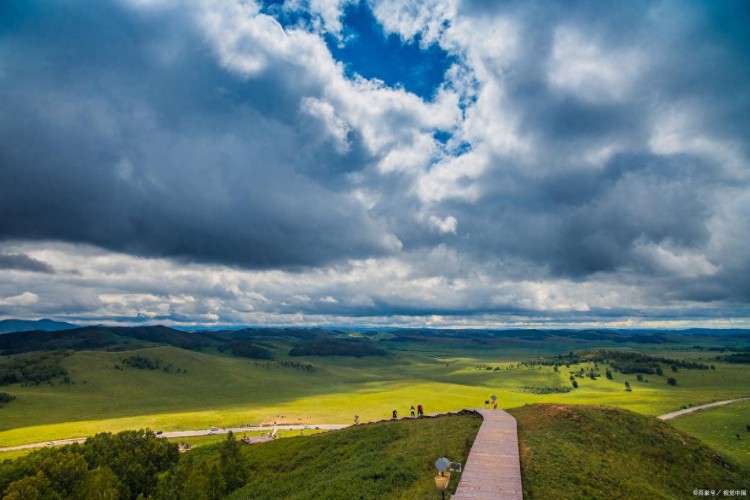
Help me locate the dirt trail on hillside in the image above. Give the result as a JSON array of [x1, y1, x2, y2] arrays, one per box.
[[658, 397, 750, 421]]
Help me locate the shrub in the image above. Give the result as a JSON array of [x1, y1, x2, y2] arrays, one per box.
[[667, 377, 677, 386]]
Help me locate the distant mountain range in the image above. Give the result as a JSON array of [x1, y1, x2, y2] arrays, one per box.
[[0, 318, 77, 334]]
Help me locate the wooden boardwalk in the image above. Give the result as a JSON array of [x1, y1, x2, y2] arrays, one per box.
[[452, 409, 523, 499]]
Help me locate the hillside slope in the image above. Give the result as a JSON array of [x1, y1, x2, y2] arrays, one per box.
[[509, 404, 750, 499]]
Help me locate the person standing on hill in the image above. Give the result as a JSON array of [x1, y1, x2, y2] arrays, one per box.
[[410, 406, 416, 418], [354, 414, 359, 425], [392, 409, 398, 420], [417, 404, 423, 417]]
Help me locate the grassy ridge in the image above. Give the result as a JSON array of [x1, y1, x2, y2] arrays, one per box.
[[510, 404, 750, 499], [225, 413, 482, 499]]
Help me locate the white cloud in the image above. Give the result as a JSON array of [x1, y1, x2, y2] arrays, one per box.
[[649, 106, 747, 180], [0, 241, 739, 327], [632, 242, 720, 278], [0, 291, 39, 307], [548, 27, 641, 103], [429, 215, 458, 234], [371, 0, 456, 46], [300, 97, 351, 152]]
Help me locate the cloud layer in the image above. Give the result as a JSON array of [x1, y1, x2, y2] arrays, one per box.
[[0, 0, 748, 326]]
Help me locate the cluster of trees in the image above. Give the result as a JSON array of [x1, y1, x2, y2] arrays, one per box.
[[0, 430, 252, 500], [0, 392, 15, 406], [541, 350, 709, 375], [289, 339, 388, 358], [253, 361, 316, 372], [0, 430, 179, 499], [475, 364, 503, 371], [520, 386, 572, 394], [115, 356, 185, 374], [0, 352, 69, 386], [717, 352, 750, 364], [155, 432, 246, 499], [570, 367, 600, 380]]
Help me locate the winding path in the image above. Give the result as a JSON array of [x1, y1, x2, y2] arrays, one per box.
[[453, 409, 523, 500], [658, 397, 750, 421], [0, 423, 349, 453]]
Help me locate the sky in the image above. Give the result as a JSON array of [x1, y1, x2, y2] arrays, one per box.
[[0, 0, 749, 329]]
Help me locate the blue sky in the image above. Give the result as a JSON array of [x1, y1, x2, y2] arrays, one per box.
[[0, 0, 749, 329]]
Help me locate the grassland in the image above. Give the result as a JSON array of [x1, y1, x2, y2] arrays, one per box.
[[510, 404, 750, 499], [670, 399, 750, 469], [1, 337, 749, 450], [225, 413, 482, 499], [2, 403, 748, 499]]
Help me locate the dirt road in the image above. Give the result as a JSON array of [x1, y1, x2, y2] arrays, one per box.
[[658, 397, 750, 421], [0, 423, 349, 453]]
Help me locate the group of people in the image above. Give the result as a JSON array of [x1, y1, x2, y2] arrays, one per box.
[[392, 404, 424, 420]]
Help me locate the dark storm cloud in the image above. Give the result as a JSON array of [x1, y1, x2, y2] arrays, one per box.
[[0, 0, 393, 269], [420, 0, 750, 296], [0, 0, 748, 325], [0, 253, 54, 274]]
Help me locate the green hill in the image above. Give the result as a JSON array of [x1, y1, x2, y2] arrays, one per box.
[[2, 406, 749, 499], [0, 414, 482, 500], [509, 404, 750, 499]]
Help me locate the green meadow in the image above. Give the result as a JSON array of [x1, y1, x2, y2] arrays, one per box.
[[4, 406, 747, 499], [1, 331, 749, 453], [510, 404, 750, 499], [671, 399, 750, 469]]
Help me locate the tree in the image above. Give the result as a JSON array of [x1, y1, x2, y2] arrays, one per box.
[[636, 374, 643, 382], [667, 377, 677, 386], [571, 380, 578, 389], [75, 466, 120, 500], [82, 429, 179, 499], [206, 464, 224, 500], [605, 369, 613, 380], [155, 456, 194, 500], [219, 431, 246, 493], [40, 450, 88, 497], [3, 471, 60, 500], [183, 462, 210, 500], [670, 365, 678, 372], [656, 366, 664, 376]]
